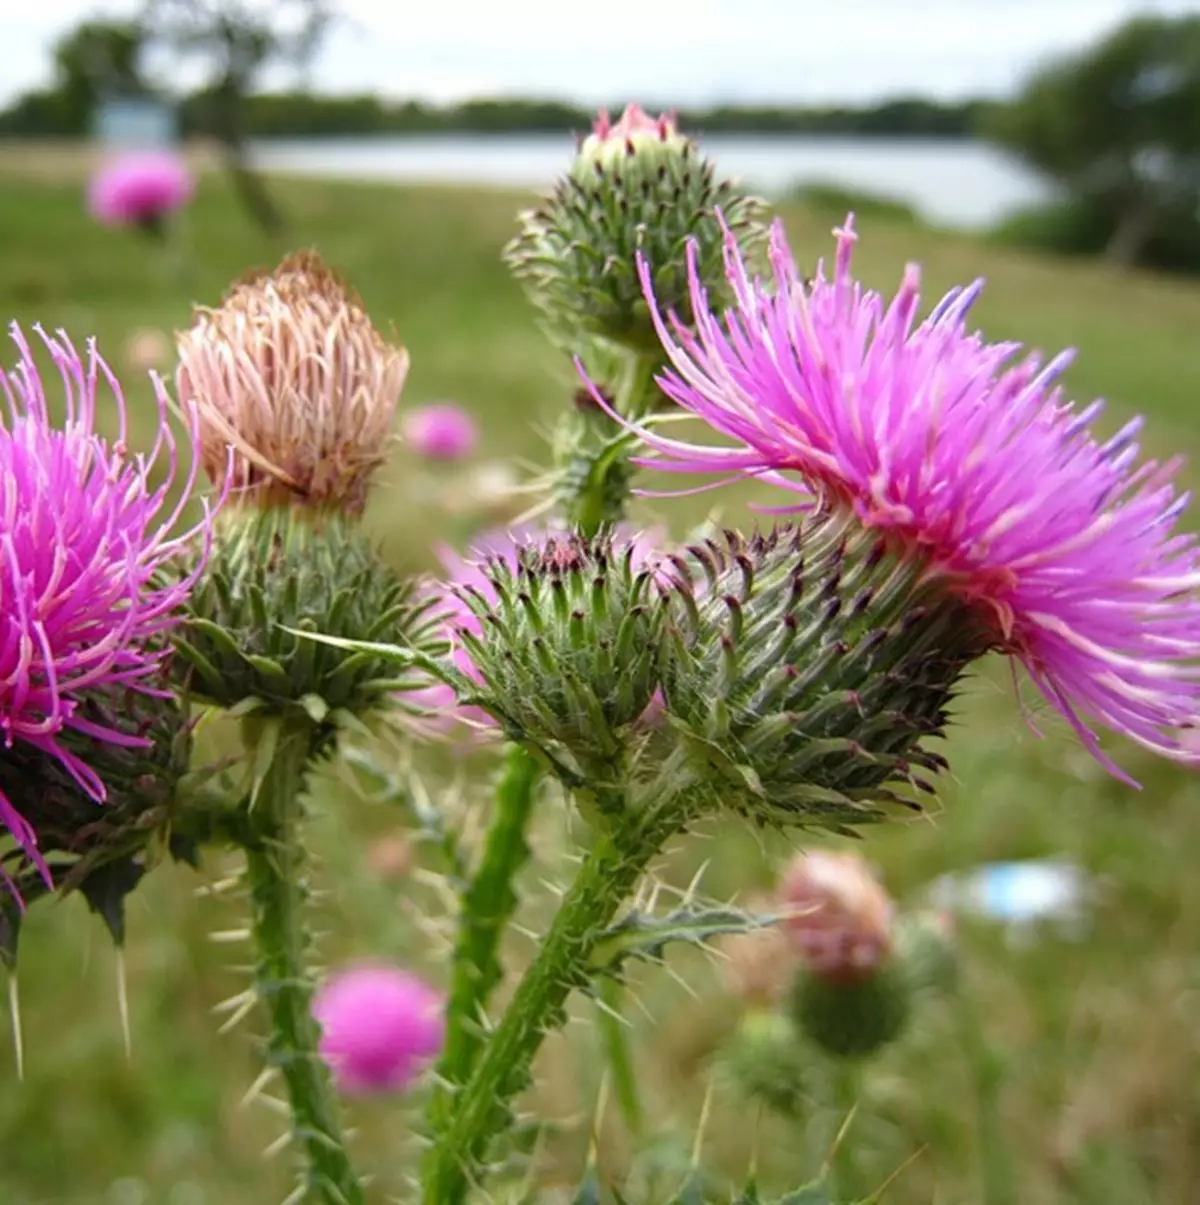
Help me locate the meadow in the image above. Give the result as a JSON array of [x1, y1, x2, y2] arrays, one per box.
[[1, 159, 1200, 1205]]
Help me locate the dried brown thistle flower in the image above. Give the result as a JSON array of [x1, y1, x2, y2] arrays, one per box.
[[176, 250, 409, 514]]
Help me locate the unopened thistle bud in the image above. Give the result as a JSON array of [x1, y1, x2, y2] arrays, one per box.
[[175, 507, 438, 733], [660, 515, 991, 831], [444, 529, 668, 780], [176, 250, 409, 515], [723, 1008, 809, 1118], [504, 104, 768, 354], [779, 852, 912, 1060]]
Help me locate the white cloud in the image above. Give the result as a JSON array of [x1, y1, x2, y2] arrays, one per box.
[[2, 0, 1199, 108]]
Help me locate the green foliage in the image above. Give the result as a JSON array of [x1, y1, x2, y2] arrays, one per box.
[[786, 183, 919, 226], [986, 15, 1200, 268]]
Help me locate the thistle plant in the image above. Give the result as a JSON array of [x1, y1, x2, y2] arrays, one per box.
[[12, 104, 1200, 1205]]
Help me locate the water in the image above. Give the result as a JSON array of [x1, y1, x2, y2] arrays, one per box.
[[249, 133, 1055, 231]]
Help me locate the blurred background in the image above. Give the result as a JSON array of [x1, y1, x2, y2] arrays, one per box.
[[3, 2, 1200, 1202]]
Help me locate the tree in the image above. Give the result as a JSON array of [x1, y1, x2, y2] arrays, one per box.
[[141, 0, 335, 233], [988, 16, 1200, 268]]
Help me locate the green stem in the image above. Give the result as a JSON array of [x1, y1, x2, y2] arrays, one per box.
[[825, 1060, 862, 1201], [597, 976, 644, 1138], [243, 724, 364, 1205], [421, 802, 677, 1205], [426, 745, 541, 1135], [567, 349, 661, 538], [956, 976, 1017, 1205]]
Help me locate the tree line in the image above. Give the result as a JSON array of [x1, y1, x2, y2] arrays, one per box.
[[0, 87, 991, 141]]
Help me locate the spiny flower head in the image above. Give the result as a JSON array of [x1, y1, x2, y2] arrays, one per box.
[[314, 963, 444, 1094], [617, 214, 1200, 781], [504, 104, 767, 355], [659, 517, 989, 830], [779, 850, 894, 980], [417, 525, 669, 774], [87, 150, 194, 234], [0, 324, 214, 892], [176, 250, 409, 515]]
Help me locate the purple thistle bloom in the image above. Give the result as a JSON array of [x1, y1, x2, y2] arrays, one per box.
[[0, 324, 216, 892], [314, 964, 444, 1094], [402, 403, 479, 462], [87, 150, 194, 231], [597, 215, 1200, 780]]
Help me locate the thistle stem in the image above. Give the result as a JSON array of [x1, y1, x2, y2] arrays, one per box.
[[243, 724, 364, 1205], [426, 745, 541, 1135], [421, 801, 677, 1205], [825, 1059, 862, 1201], [567, 349, 660, 538], [955, 975, 1017, 1205], [596, 976, 645, 1138]]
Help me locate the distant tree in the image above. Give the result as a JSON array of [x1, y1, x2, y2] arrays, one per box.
[[988, 15, 1200, 267], [141, 0, 336, 232]]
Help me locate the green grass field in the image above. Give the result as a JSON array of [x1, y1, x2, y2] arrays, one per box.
[[2, 164, 1200, 1205]]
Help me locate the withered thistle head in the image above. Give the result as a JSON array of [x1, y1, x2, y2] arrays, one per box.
[[176, 250, 409, 515]]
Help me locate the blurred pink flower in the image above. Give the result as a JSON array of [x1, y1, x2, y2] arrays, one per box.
[[88, 151, 194, 231], [403, 403, 478, 461], [314, 964, 444, 1094], [589, 102, 678, 145], [779, 850, 894, 981]]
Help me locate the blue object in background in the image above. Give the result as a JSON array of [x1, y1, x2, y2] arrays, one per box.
[[927, 860, 1097, 942]]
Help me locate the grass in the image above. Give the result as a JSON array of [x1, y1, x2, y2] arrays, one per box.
[[2, 164, 1200, 1205]]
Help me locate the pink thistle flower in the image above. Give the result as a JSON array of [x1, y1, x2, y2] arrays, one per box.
[[589, 102, 678, 146], [314, 964, 444, 1094], [402, 403, 478, 462], [599, 214, 1200, 781], [779, 851, 894, 982], [87, 150, 194, 233], [0, 324, 216, 893]]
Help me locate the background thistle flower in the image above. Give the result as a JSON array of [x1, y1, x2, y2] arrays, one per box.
[[619, 213, 1200, 781], [660, 519, 990, 830], [0, 323, 215, 894], [176, 249, 409, 514], [504, 104, 768, 356]]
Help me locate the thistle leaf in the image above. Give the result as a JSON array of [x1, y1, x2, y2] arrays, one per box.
[[589, 905, 784, 978]]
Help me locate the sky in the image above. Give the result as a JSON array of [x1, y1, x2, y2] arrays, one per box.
[[4, 0, 1200, 109]]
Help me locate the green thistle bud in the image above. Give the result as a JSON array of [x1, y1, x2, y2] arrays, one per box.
[[789, 957, 912, 1060], [452, 530, 667, 780], [895, 910, 959, 995], [0, 679, 199, 960], [661, 515, 991, 831], [504, 104, 768, 355], [174, 507, 435, 736], [723, 1008, 810, 1117]]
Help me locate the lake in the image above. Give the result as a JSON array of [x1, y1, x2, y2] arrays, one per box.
[[249, 134, 1056, 231]]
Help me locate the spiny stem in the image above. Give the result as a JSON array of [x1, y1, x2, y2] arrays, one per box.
[[243, 723, 364, 1205], [421, 800, 679, 1205], [825, 1059, 862, 1201], [427, 745, 541, 1135]]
